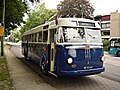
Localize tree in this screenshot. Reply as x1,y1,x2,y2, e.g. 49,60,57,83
8,29,21,42
4,0,40,36
5,0,26,34
20,3,57,35
57,0,94,18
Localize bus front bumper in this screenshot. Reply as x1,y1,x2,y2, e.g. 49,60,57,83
57,67,105,77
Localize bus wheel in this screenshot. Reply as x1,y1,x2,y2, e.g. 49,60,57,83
117,51,120,57
41,58,48,75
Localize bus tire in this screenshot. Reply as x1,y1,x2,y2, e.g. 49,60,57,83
117,51,120,57
41,57,48,75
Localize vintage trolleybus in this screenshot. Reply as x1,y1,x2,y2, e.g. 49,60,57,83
108,37,120,56
22,18,105,77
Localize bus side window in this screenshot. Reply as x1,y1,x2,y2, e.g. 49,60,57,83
22,36,24,41
35,33,38,42
50,29,57,43
38,31,42,42
32,34,34,42
28,35,30,42
30,34,32,42
43,30,48,42
111,41,115,47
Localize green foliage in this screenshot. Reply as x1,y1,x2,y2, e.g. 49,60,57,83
8,29,22,42
0,56,13,90
102,39,109,51
57,0,94,18
20,3,57,34
1,0,40,36
5,0,27,35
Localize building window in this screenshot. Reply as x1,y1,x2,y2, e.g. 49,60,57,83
101,23,110,29
102,15,110,21
102,31,110,36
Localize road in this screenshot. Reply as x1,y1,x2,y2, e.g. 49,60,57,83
4,45,120,90
99,54,120,83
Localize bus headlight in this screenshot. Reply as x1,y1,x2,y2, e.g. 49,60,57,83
67,58,73,64
101,56,105,62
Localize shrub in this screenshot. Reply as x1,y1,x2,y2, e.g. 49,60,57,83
102,39,109,51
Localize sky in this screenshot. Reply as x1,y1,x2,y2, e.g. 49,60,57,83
41,0,120,16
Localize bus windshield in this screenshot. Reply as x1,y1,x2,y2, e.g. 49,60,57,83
85,28,102,43
58,27,102,43
63,27,85,43
110,39,120,47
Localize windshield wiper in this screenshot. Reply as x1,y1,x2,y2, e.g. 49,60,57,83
87,33,95,39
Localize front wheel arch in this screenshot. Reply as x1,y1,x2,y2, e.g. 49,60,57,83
116,51,120,57
24,48,28,61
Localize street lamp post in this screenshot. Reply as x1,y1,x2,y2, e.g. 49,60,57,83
0,0,5,56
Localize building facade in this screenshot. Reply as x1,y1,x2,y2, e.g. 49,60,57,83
95,15,110,39
110,12,120,37
95,11,120,39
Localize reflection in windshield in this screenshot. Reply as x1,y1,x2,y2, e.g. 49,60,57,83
87,33,95,39
63,27,85,43
58,27,102,43
85,28,102,43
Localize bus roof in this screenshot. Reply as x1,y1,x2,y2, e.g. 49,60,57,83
109,37,120,41
23,18,100,36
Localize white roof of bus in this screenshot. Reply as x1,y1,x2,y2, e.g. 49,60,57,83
23,18,99,36
58,18,95,22
109,37,120,41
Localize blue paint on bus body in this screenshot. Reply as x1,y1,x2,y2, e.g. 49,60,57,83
55,45,105,77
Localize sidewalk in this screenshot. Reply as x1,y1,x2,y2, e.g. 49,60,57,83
4,46,56,90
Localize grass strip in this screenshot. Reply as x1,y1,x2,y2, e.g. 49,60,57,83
0,56,14,90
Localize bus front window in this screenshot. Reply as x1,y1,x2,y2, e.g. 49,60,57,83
85,28,102,43
62,27,86,43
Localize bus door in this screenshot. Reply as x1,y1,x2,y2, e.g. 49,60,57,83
50,29,57,72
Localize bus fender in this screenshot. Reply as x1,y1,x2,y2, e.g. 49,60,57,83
116,50,120,57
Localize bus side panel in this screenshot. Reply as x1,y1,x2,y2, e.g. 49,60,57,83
27,43,50,71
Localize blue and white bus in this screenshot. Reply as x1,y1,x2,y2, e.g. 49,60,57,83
22,18,105,77
108,37,120,56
